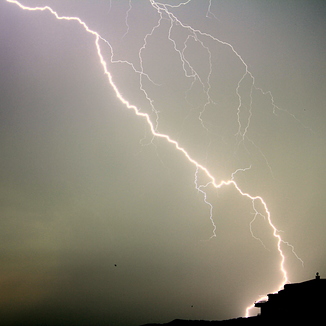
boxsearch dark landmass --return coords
[141,316,261,326]
[142,274,326,326]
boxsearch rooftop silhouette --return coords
[142,273,326,325]
[254,272,326,322]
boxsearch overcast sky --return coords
[1,1,326,325]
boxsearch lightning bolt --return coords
[6,0,304,318]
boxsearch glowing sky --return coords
[1,1,326,325]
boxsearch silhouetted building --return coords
[255,273,326,322]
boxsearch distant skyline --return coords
[1,1,326,325]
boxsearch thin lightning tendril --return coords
[121,0,132,39]
[7,0,304,318]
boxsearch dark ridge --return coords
[141,273,326,326]
[141,316,261,325]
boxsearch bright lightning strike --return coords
[7,0,304,319]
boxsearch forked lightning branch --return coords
[6,0,304,317]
